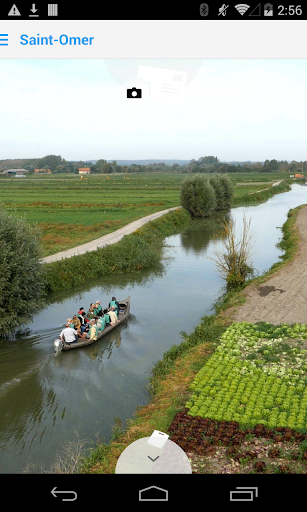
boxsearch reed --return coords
[210,213,256,289]
[44,208,191,294]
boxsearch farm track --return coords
[226,203,307,325]
[247,179,283,195]
[42,206,182,263]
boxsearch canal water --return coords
[0,184,306,473]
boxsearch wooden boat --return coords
[54,297,131,353]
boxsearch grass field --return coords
[0,171,291,256]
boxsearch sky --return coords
[0,59,307,162]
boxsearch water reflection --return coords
[180,211,230,254]
[47,265,166,307]
[84,320,134,362]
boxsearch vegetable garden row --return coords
[169,322,307,472]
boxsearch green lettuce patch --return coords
[185,322,307,431]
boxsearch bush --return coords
[0,208,45,334]
[180,174,216,217]
[209,174,226,210]
[219,174,234,207]
[210,214,256,289]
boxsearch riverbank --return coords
[223,204,307,324]
[80,202,307,474]
[43,208,192,293]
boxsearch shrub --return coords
[180,174,216,217]
[220,174,234,207]
[0,207,45,334]
[210,214,256,289]
[209,174,226,210]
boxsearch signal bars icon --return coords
[235,3,250,15]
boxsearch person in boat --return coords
[78,311,89,333]
[71,315,81,330]
[87,303,95,320]
[60,323,79,344]
[78,307,85,315]
[108,306,118,326]
[94,300,103,316]
[89,319,98,341]
[97,313,106,333]
[104,309,111,327]
[72,315,88,339]
[109,297,119,315]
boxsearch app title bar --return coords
[1,20,307,58]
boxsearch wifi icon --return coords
[235,4,250,15]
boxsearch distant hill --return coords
[221,161,264,165]
[104,159,191,166]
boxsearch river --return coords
[0,183,306,473]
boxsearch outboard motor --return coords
[54,338,64,355]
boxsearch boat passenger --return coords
[72,315,81,330]
[108,306,118,326]
[97,314,106,333]
[78,307,85,315]
[87,304,95,320]
[89,319,98,341]
[79,312,89,333]
[104,310,111,326]
[60,323,79,344]
[94,300,103,316]
[109,297,119,315]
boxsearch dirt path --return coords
[247,180,283,195]
[226,204,307,325]
[42,206,181,264]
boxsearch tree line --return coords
[0,154,306,174]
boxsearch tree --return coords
[209,174,226,210]
[37,155,63,171]
[0,207,45,334]
[180,174,216,217]
[90,159,107,173]
[220,174,234,207]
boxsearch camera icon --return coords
[127,87,142,98]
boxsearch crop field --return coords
[169,321,307,473]
[0,173,182,256]
[0,171,290,256]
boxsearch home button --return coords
[139,486,168,501]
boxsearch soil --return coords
[226,204,307,325]
[169,410,307,474]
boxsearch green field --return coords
[0,172,291,256]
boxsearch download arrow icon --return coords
[31,4,38,13]
[51,487,77,501]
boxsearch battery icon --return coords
[264,3,273,16]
